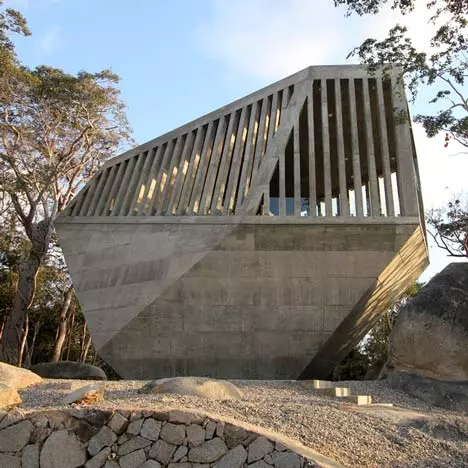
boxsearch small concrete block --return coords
[108,413,128,434]
[119,449,146,468]
[315,387,350,397]
[301,380,334,389]
[345,395,372,405]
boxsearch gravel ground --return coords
[18,379,468,468]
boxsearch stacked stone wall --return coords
[0,408,317,468]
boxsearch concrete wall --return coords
[56,217,427,379]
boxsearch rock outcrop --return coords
[31,361,107,381]
[0,384,22,409]
[0,362,42,389]
[138,377,243,399]
[386,371,468,413]
[384,263,468,412]
[386,263,468,381]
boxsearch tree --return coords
[427,197,468,258]
[0,3,132,364]
[333,282,422,380]
[334,0,467,150]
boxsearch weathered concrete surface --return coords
[299,225,428,379]
[56,218,427,379]
[55,65,428,380]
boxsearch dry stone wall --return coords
[0,408,317,468]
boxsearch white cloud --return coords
[38,26,60,55]
[197,0,434,83]
[415,123,468,210]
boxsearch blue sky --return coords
[6,0,468,280]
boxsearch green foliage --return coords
[0,0,30,53]
[334,282,423,380]
[335,0,467,149]
[333,349,370,381]
[427,197,468,258]
[0,0,131,364]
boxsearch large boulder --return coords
[385,263,468,381]
[62,383,105,405]
[0,362,42,389]
[0,383,22,408]
[31,361,107,381]
[138,377,243,399]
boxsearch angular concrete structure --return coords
[56,65,428,379]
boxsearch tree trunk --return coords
[25,321,40,367]
[51,287,73,362]
[81,333,92,363]
[0,314,7,343]
[0,220,52,365]
[0,255,40,365]
[65,306,75,361]
[18,313,29,368]
[79,322,87,362]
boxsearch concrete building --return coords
[56,65,428,379]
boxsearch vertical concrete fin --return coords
[348,78,364,217]
[362,78,380,216]
[335,79,349,217]
[376,78,395,217]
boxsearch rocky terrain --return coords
[8,378,468,467]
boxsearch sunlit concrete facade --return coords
[56,65,428,379]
